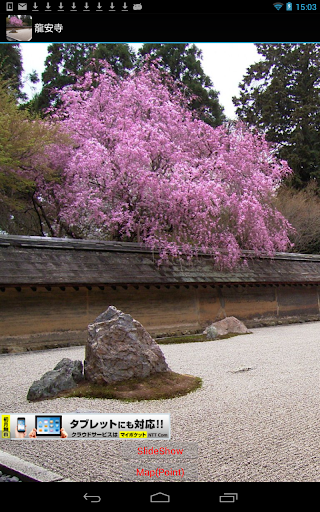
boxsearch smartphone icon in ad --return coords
[17,417,26,433]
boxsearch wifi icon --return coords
[273,2,284,9]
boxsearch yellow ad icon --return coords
[1,415,10,438]
[119,431,147,439]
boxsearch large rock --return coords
[84,306,170,385]
[27,358,84,401]
[204,316,251,338]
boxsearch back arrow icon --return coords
[84,494,101,503]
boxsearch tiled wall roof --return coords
[1,235,320,286]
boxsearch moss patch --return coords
[61,371,202,402]
[156,334,207,344]
[156,332,251,344]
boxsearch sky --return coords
[19,43,260,119]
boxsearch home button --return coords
[150,492,170,503]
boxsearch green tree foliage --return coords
[92,43,136,76]
[0,79,71,235]
[233,43,320,189]
[34,43,96,113]
[20,14,32,26]
[138,43,225,127]
[0,44,26,101]
[35,43,136,114]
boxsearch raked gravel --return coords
[0,322,320,482]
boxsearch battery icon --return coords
[219,493,238,503]
[286,2,293,9]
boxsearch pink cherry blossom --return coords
[39,61,293,267]
[9,16,23,27]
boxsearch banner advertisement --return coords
[1,413,170,440]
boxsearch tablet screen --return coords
[35,415,62,436]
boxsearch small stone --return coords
[204,325,218,340]
[27,358,84,401]
[229,366,254,373]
